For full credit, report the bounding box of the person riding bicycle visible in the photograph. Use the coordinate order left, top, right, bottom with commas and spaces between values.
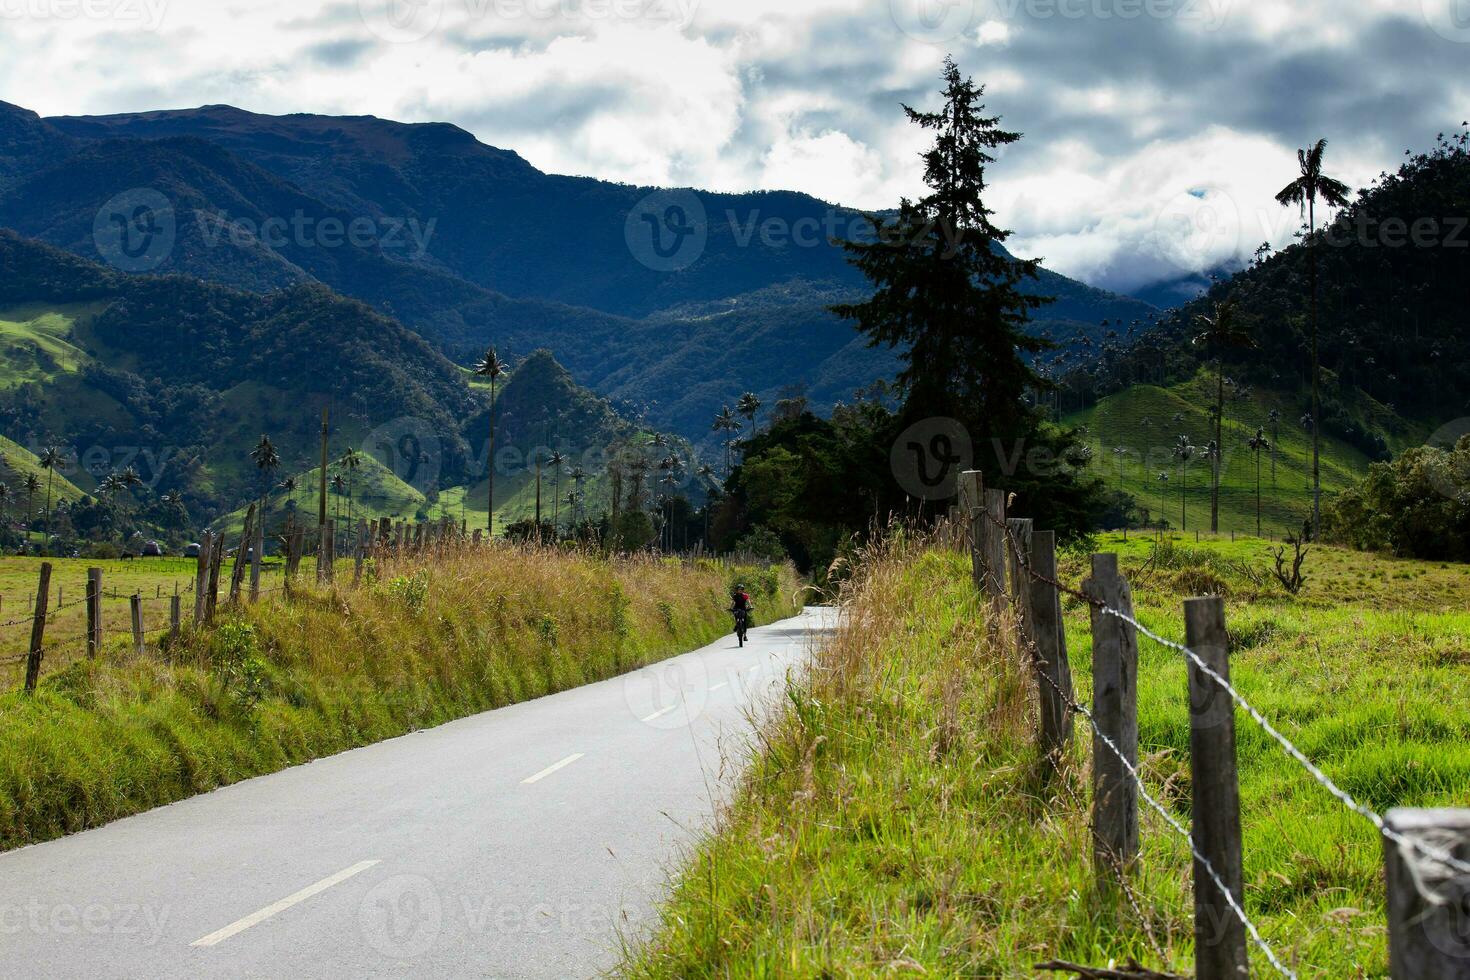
730, 584, 752, 636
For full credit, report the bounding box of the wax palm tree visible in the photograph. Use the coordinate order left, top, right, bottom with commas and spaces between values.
1276, 139, 1350, 536
1267, 408, 1282, 488
659, 471, 679, 551
712, 407, 742, 479
116, 466, 144, 519
1174, 437, 1195, 531
474, 346, 508, 536
548, 450, 567, 532
1112, 446, 1127, 490
331, 473, 346, 523
338, 449, 361, 527
1193, 301, 1254, 532
737, 392, 762, 436
38, 445, 64, 552
251, 435, 280, 547
1156, 471, 1169, 529
22, 473, 40, 544
1248, 428, 1271, 536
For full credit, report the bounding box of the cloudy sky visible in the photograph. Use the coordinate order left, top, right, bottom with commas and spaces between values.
2, 0, 1467, 294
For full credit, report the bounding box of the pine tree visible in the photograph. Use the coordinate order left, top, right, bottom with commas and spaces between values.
831, 57, 1052, 438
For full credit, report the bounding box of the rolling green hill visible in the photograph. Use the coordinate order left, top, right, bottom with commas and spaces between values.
1067, 372, 1425, 535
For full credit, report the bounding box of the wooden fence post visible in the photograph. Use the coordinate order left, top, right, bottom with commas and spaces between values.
230, 505, 255, 603
194, 530, 213, 625
86, 567, 102, 658
24, 562, 52, 693
354, 519, 368, 586
1183, 595, 1248, 980
250, 514, 264, 602
317, 521, 331, 584
1026, 531, 1075, 765
1084, 553, 1140, 877
1383, 808, 1470, 978
129, 593, 144, 655
1005, 518, 1033, 620
170, 594, 181, 640
982, 489, 1007, 608
958, 470, 984, 587
206, 535, 225, 623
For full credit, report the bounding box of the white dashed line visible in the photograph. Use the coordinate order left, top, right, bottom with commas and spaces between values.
190, 860, 380, 948
522, 753, 585, 785
709, 682, 727, 692
641, 704, 679, 723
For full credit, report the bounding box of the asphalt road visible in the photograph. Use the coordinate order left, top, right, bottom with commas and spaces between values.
0, 607, 833, 978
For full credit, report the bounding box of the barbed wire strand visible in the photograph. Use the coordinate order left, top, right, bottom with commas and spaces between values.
982, 507, 1470, 879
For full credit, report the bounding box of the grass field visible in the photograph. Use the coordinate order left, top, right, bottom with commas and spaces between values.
624, 532, 1469, 977
0, 303, 104, 388
1069, 375, 1425, 536
0, 545, 803, 850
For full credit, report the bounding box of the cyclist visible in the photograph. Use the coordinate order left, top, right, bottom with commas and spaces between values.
730, 583, 752, 645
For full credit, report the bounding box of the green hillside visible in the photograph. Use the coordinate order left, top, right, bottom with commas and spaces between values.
0, 302, 105, 386
0, 436, 86, 506
1067, 373, 1424, 535
213, 453, 428, 538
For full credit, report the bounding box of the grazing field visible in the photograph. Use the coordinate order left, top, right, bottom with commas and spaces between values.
624, 533, 1470, 977
1067, 375, 1424, 536
0, 545, 802, 850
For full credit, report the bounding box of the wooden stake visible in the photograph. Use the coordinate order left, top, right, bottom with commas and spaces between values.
24, 562, 51, 693
86, 567, 102, 659
194, 531, 213, 625
1084, 553, 1140, 877
1383, 808, 1470, 978
1183, 595, 1248, 980
1027, 531, 1075, 764
129, 593, 144, 655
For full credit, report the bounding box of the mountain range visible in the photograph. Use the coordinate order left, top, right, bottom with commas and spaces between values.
0, 100, 1158, 444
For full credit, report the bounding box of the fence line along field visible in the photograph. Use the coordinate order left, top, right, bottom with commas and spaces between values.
0, 556, 289, 676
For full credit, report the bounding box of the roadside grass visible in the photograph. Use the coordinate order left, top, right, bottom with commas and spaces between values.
0, 545, 802, 851
623, 533, 1470, 977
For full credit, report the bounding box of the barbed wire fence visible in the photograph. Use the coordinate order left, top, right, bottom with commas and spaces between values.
947, 471, 1470, 980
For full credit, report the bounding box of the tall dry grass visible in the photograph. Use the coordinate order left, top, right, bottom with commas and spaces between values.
0, 542, 800, 851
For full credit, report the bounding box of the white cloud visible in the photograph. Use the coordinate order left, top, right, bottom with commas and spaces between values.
0, 0, 1458, 295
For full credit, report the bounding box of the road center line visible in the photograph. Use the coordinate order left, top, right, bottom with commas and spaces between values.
709, 682, 728, 691
641, 704, 679, 722
522, 753, 584, 785
190, 859, 380, 948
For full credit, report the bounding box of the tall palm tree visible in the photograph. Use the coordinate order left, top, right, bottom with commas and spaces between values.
1248, 428, 1271, 536
251, 435, 280, 547
1267, 408, 1282, 488
1173, 437, 1195, 531
338, 449, 361, 527
38, 446, 64, 553
548, 450, 567, 533
659, 471, 679, 551
331, 473, 347, 524
474, 346, 508, 536
116, 466, 144, 520
1112, 446, 1127, 490
712, 407, 742, 479
1193, 301, 1254, 532
22, 473, 40, 545
1276, 138, 1350, 536
737, 392, 762, 436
